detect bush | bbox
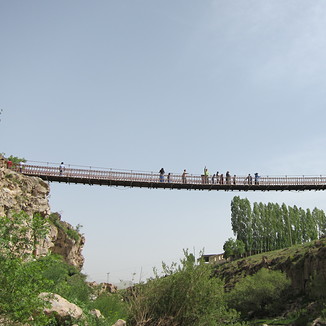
[39,255,91,305]
[6,155,26,164]
[226,268,291,317]
[0,255,55,325]
[127,250,243,326]
[307,272,326,300]
[49,213,81,242]
[90,293,128,325]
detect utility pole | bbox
[139,267,143,283]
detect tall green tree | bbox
[306,208,318,242]
[229,197,326,257]
[281,203,292,247]
[312,207,326,238]
[231,196,252,255]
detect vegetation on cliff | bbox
[0,210,127,325]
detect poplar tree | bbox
[227,197,326,257]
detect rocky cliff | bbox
[0,155,84,269]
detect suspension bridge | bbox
[7,161,326,191]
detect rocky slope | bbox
[0,155,84,269]
[215,237,326,295]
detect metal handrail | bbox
[8,163,326,187]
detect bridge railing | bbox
[9,163,326,187]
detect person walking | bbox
[204,166,209,184]
[182,169,187,184]
[159,168,165,182]
[226,171,231,185]
[233,175,236,185]
[216,171,220,184]
[19,161,25,173]
[254,173,260,185]
[59,162,65,176]
[245,173,252,185]
[220,173,224,184]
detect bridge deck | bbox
[9,163,326,191]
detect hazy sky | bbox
[2,1,326,284]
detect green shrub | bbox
[127,250,243,326]
[90,293,128,324]
[49,213,81,242]
[40,255,91,305]
[6,155,26,164]
[226,268,291,317]
[307,272,326,299]
[0,255,55,325]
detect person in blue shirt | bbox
[254,173,260,185]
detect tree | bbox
[231,196,252,254]
[306,208,318,242]
[281,203,292,247]
[312,207,326,238]
[223,238,245,260]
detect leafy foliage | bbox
[0,211,128,325]
[223,238,245,259]
[0,212,54,324]
[226,268,291,317]
[49,213,81,242]
[90,293,128,325]
[229,196,326,255]
[127,250,244,326]
[0,211,50,259]
[6,154,26,164]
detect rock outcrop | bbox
[88,281,118,297]
[0,155,84,269]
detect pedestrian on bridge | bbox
[19,161,25,173]
[182,169,187,184]
[216,171,219,184]
[226,171,231,185]
[203,166,209,184]
[245,174,252,185]
[254,173,260,185]
[159,168,165,182]
[59,162,65,176]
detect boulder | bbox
[112,319,127,326]
[39,292,83,321]
[90,308,104,319]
